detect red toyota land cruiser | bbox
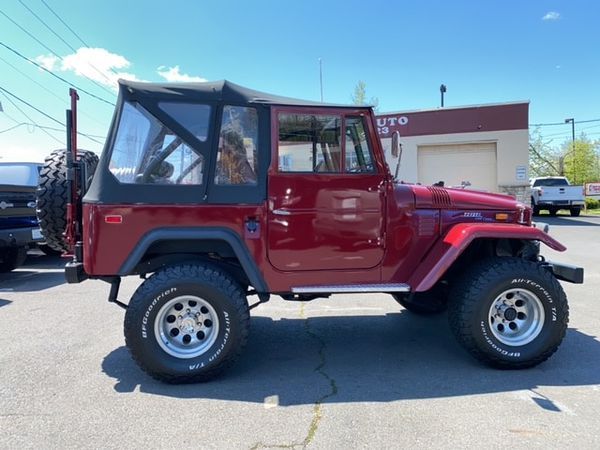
[37,81,583,383]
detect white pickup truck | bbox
[530,176,585,217]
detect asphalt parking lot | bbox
[1,213,599,449]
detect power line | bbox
[0,86,63,127]
[0,85,104,144]
[0,53,105,126]
[531,118,600,127]
[0,41,114,106]
[18,0,117,87]
[0,7,116,99]
[40,0,91,49]
[0,91,63,145]
[0,123,27,134]
[0,121,104,139]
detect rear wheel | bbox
[0,247,27,273]
[448,257,568,369]
[36,149,98,252]
[124,264,250,383]
[549,208,558,216]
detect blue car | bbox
[0,161,46,272]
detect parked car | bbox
[0,161,45,272]
[530,176,585,216]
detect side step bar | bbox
[292,283,410,294]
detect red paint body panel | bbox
[267,173,386,271]
[408,223,566,292]
[411,184,520,210]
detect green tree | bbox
[351,80,379,111]
[561,135,600,185]
[529,128,561,177]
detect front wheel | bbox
[570,208,581,217]
[448,257,568,369]
[124,264,250,383]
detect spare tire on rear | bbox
[36,149,99,252]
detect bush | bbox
[586,197,600,210]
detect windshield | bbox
[0,163,40,186]
[533,178,569,187]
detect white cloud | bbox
[34,54,59,71]
[157,65,207,82]
[34,47,143,90]
[542,11,560,21]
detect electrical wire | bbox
[17,0,117,88]
[0,121,104,139]
[40,0,91,51]
[0,7,116,99]
[531,118,600,127]
[0,41,114,106]
[0,91,63,145]
[0,54,106,126]
[0,85,104,144]
[0,123,26,134]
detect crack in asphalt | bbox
[250,304,338,450]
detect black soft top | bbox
[119,79,353,108]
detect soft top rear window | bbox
[108,101,209,185]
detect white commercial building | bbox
[377,101,530,202]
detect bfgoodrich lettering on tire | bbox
[448,257,569,369]
[124,264,249,383]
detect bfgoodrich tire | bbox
[448,257,568,369]
[36,149,98,252]
[124,264,250,383]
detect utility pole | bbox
[440,84,447,107]
[565,118,575,143]
[319,58,323,103]
[564,118,576,183]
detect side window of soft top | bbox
[214,106,259,186]
[109,101,208,185]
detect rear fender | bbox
[408,223,566,292]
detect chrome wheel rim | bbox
[488,288,545,347]
[154,295,220,359]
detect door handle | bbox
[272,209,291,216]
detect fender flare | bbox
[118,227,268,292]
[408,223,566,292]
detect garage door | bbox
[418,143,497,192]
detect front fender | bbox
[408,223,566,292]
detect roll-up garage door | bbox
[418,143,497,192]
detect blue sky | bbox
[1,0,599,160]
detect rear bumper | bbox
[543,261,584,284]
[0,227,43,248]
[536,201,584,207]
[65,261,88,283]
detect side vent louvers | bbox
[427,186,453,208]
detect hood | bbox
[410,185,520,210]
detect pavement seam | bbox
[249,303,338,450]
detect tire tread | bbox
[448,257,569,369]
